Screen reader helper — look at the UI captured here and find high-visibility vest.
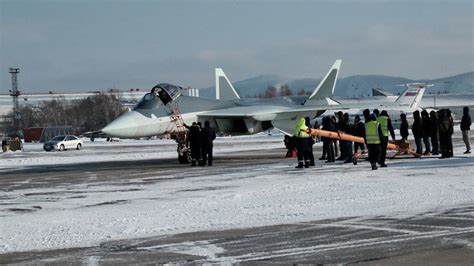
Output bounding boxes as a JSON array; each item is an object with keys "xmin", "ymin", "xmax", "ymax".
[
  {"xmin": 365, "ymin": 121, "xmax": 381, "ymax": 144},
  {"xmin": 294, "ymin": 118, "xmax": 310, "ymax": 138},
  {"xmin": 377, "ymin": 116, "xmax": 389, "ymax": 137}
]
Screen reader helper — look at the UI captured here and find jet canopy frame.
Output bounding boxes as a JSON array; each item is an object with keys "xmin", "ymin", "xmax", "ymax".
[{"xmin": 152, "ymin": 83, "xmax": 182, "ymax": 106}]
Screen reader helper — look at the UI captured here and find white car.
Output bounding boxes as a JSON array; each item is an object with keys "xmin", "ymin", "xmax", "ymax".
[{"xmin": 43, "ymin": 135, "xmax": 83, "ymax": 151}]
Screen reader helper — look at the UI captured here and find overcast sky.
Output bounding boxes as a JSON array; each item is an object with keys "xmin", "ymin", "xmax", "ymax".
[{"xmin": 1, "ymin": 0, "xmax": 473, "ymax": 93}]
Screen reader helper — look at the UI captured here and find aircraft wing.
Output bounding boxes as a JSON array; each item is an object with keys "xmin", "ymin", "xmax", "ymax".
[
  {"xmin": 197, "ymin": 105, "xmax": 353, "ymax": 135},
  {"xmin": 197, "ymin": 104, "xmax": 357, "ymax": 119}
]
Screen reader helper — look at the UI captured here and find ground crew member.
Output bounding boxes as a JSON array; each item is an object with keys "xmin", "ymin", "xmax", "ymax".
[
  {"xmin": 186, "ymin": 122, "xmax": 202, "ymax": 166},
  {"xmin": 400, "ymin": 113, "xmax": 409, "ymax": 141},
  {"xmin": 321, "ymin": 116, "xmax": 336, "ymax": 163},
  {"xmin": 412, "ymin": 110, "xmax": 423, "ymax": 155},
  {"xmin": 343, "ymin": 112, "xmax": 353, "ymax": 163},
  {"xmin": 461, "ymin": 106, "xmax": 471, "ymax": 154},
  {"xmin": 438, "ymin": 109, "xmax": 454, "ymax": 158},
  {"xmin": 374, "ymin": 109, "xmax": 395, "ymax": 167},
  {"xmin": 352, "ymin": 115, "xmax": 365, "ymax": 154},
  {"xmin": 365, "ymin": 114, "xmax": 383, "ymax": 170},
  {"xmin": 305, "ymin": 117, "xmax": 315, "ymax": 166},
  {"xmin": 430, "ymin": 110, "xmax": 439, "ymax": 155},
  {"xmin": 363, "ymin": 109, "xmax": 371, "ymax": 123},
  {"xmin": 201, "ymin": 120, "xmax": 216, "ymax": 166},
  {"xmin": 446, "ymin": 109, "xmax": 454, "ymax": 157},
  {"xmin": 421, "ymin": 110, "xmax": 432, "ymax": 155},
  {"xmin": 294, "ymin": 117, "xmax": 311, "ymax": 168},
  {"xmin": 335, "ymin": 111, "xmax": 346, "ymax": 161}
]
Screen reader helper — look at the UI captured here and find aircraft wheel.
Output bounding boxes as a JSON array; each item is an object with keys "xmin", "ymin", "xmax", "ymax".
[{"xmin": 178, "ymin": 152, "xmax": 190, "ymax": 164}]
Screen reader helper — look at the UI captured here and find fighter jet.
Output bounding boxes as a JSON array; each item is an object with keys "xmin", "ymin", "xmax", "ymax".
[
  {"xmin": 102, "ymin": 60, "xmax": 342, "ymax": 162},
  {"xmin": 101, "ymin": 60, "xmax": 428, "ymax": 162}
]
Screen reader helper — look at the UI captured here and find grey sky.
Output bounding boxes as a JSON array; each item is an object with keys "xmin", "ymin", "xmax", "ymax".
[{"xmin": 1, "ymin": 0, "xmax": 473, "ymax": 93}]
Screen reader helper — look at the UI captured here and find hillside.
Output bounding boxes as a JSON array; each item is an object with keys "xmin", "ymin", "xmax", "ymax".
[{"xmin": 200, "ymin": 72, "xmax": 474, "ymax": 99}]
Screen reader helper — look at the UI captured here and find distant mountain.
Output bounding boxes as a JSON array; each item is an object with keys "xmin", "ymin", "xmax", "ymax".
[{"xmin": 199, "ymin": 72, "xmax": 474, "ymax": 99}]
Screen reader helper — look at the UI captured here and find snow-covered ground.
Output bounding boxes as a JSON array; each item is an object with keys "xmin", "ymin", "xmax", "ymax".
[
  {"xmin": 0, "ymin": 134, "xmax": 283, "ymax": 170},
  {"xmin": 0, "ymin": 133, "xmax": 473, "ymax": 254}
]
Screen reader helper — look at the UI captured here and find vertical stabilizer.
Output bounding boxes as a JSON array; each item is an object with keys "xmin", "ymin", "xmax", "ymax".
[
  {"xmin": 215, "ymin": 68, "xmax": 240, "ymax": 100},
  {"xmin": 304, "ymin": 59, "xmax": 341, "ymax": 104},
  {"xmin": 395, "ymin": 83, "xmax": 431, "ymax": 109}
]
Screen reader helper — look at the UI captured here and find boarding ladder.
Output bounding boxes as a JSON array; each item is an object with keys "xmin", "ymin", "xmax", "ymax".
[{"xmin": 167, "ymin": 101, "xmax": 187, "ymax": 134}]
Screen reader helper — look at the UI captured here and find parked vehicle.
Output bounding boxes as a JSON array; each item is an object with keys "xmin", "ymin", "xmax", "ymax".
[{"xmin": 43, "ymin": 135, "xmax": 83, "ymax": 151}]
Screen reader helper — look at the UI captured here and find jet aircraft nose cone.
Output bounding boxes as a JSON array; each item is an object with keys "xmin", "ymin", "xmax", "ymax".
[{"xmin": 102, "ymin": 111, "xmax": 141, "ymax": 137}]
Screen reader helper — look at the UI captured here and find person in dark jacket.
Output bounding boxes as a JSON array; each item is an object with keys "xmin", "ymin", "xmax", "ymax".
[
  {"xmin": 412, "ymin": 110, "xmax": 423, "ymax": 155},
  {"xmin": 305, "ymin": 117, "xmax": 316, "ymax": 166},
  {"xmin": 461, "ymin": 106, "xmax": 471, "ymax": 154},
  {"xmin": 335, "ymin": 111, "xmax": 345, "ymax": 160},
  {"xmin": 438, "ymin": 109, "xmax": 453, "ymax": 158},
  {"xmin": 318, "ymin": 119, "xmax": 327, "ymax": 160},
  {"xmin": 201, "ymin": 121, "xmax": 216, "ymax": 166},
  {"xmin": 421, "ymin": 110, "xmax": 432, "ymax": 155},
  {"xmin": 363, "ymin": 109, "xmax": 371, "ymax": 123},
  {"xmin": 446, "ymin": 109, "xmax": 454, "ymax": 158},
  {"xmin": 322, "ymin": 116, "xmax": 336, "ymax": 163},
  {"xmin": 342, "ymin": 113, "xmax": 353, "ymax": 163},
  {"xmin": 186, "ymin": 122, "xmax": 202, "ymax": 166},
  {"xmin": 352, "ymin": 115, "xmax": 365, "ymax": 153},
  {"xmin": 331, "ymin": 115, "xmax": 339, "ymax": 157},
  {"xmin": 400, "ymin": 113, "xmax": 409, "ymax": 141},
  {"xmin": 429, "ymin": 110, "xmax": 439, "ymax": 155}
]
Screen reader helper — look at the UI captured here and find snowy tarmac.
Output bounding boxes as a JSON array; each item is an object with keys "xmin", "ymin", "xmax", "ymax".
[{"xmin": 1, "ymin": 133, "xmax": 473, "ymax": 264}]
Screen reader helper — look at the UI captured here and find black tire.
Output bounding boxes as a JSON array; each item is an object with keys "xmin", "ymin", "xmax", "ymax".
[
  {"xmin": 59, "ymin": 144, "xmax": 65, "ymax": 151},
  {"xmin": 76, "ymin": 143, "xmax": 82, "ymax": 150},
  {"xmin": 178, "ymin": 150, "xmax": 191, "ymax": 164},
  {"xmin": 178, "ymin": 154, "xmax": 187, "ymax": 164}
]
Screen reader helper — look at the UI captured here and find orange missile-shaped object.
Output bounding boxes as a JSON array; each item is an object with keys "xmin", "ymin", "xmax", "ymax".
[{"xmin": 307, "ymin": 128, "xmax": 399, "ymax": 150}]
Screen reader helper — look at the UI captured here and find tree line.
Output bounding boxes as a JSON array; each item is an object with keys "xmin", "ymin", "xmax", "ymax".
[{"xmin": 4, "ymin": 93, "xmax": 126, "ymax": 135}]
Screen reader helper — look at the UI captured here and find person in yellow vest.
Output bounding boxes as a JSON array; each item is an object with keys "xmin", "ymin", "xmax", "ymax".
[
  {"xmin": 373, "ymin": 109, "xmax": 395, "ymax": 167},
  {"xmin": 365, "ymin": 114, "xmax": 383, "ymax": 170},
  {"xmin": 293, "ymin": 117, "xmax": 311, "ymax": 168}
]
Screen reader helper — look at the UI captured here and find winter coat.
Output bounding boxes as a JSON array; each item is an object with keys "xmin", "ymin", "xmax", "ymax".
[
  {"xmin": 439, "ymin": 117, "xmax": 453, "ymax": 135},
  {"xmin": 430, "ymin": 116, "xmax": 439, "ymax": 137},
  {"xmin": 353, "ymin": 121, "xmax": 365, "ymax": 138},
  {"xmin": 187, "ymin": 125, "xmax": 201, "ymax": 147},
  {"xmin": 342, "ymin": 119, "xmax": 353, "ymax": 134},
  {"xmin": 400, "ymin": 119, "xmax": 409, "ymax": 139},
  {"xmin": 412, "ymin": 118, "xmax": 423, "ymax": 138},
  {"xmin": 294, "ymin": 118, "xmax": 309, "ymax": 138},
  {"xmin": 201, "ymin": 126, "xmax": 216, "ymax": 147},
  {"xmin": 421, "ymin": 115, "xmax": 432, "ymax": 138},
  {"xmin": 461, "ymin": 113, "xmax": 471, "ymax": 131}
]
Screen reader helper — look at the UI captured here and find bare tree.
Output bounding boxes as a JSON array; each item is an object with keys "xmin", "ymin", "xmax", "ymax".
[{"xmin": 8, "ymin": 93, "xmax": 126, "ymax": 135}]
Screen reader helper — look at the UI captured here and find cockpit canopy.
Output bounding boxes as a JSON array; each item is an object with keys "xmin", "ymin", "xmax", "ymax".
[
  {"xmin": 134, "ymin": 83, "xmax": 183, "ymax": 110},
  {"xmin": 152, "ymin": 83, "xmax": 182, "ymax": 105}
]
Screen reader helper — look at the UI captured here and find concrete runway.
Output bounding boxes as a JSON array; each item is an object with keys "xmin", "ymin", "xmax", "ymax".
[{"xmin": 1, "ymin": 142, "xmax": 473, "ymax": 264}]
